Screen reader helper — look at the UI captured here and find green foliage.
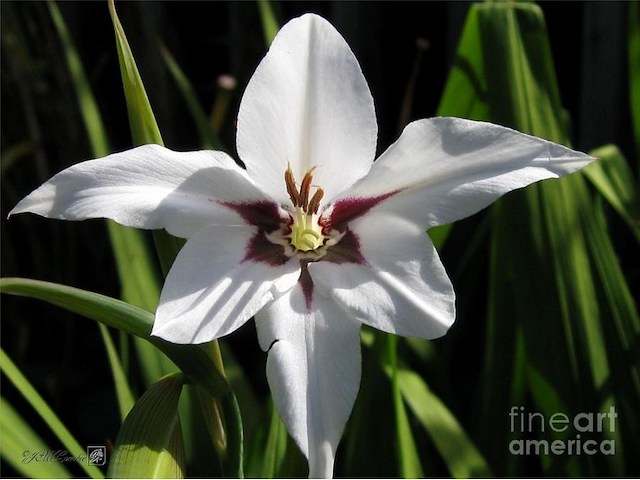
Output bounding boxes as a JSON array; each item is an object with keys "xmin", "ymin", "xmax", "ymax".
[
  {"xmin": 438, "ymin": 3, "xmax": 640, "ymax": 476},
  {"xmin": 107, "ymin": 373, "xmax": 186, "ymax": 479},
  {"xmin": 0, "ymin": 349, "xmax": 105, "ymax": 479},
  {"xmin": 0, "ymin": 397, "xmax": 72, "ymax": 479}
]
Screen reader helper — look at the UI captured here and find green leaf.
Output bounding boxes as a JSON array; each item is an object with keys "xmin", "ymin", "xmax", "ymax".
[
  {"xmin": 107, "ymin": 0, "xmax": 188, "ymax": 292},
  {"xmin": 0, "ymin": 278, "xmax": 228, "ymax": 398},
  {"xmin": 106, "ymin": 4, "xmax": 244, "ymax": 471},
  {"xmin": 0, "ymin": 349, "xmax": 105, "ymax": 479},
  {"xmin": 389, "ymin": 367, "xmax": 493, "ymax": 478},
  {"xmin": 257, "ymin": 0, "xmax": 279, "ymax": 46},
  {"xmin": 97, "ymin": 324, "xmax": 136, "ymax": 421},
  {"xmin": 47, "ymin": 0, "xmax": 109, "ymax": 157},
  {"xmin": 443, "ymin": 3, "xmax": 640, "ymax": 476},
  {"xmin": 160, "ymin": 45, "xmax": 223, "ymax": 150},
  {"xmin": 108, "ymin": 373, "xmax": 186, "ymax": 479},
  {"xmin": 49, "ymin": 0, "xmax": 174, "ymax": 387},
  {"xmin": 253, "ymin": 401, "xmax": 288, "ymax": 478},
  {"xmin": 386, "ymin": 336, "xmax": 423, "ymax": 478},
  {"xmin": 0, "ymin": 396, "xmax": 73, "ymax": 479},
  {"xmin": 583, "ymin": 144, "xmax": 640, "ymax": 241},
  {"xmin": 108, "ymin": 0, "xmax": 163, "ymax": 146},
  {"xmin": 437, "ymin": 5, "xmax": 489, "ymax": 121}
]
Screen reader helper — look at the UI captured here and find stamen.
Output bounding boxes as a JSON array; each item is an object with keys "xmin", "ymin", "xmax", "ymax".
[
  {"xmin": 298, "ymin": 167, "xmax": 316, "ymax": 211},
  {"xmin": 308, "ymin": 188, "xmax": 324, "ymax": 215},
  {"xmin": 285, "ymin": 165, "xmax": 300, "ymax": 206},
  {"xmin": 279, "ymin": 164, "xmax": 328, "ymax": 254}
]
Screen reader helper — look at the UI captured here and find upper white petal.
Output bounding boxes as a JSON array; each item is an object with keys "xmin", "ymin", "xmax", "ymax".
[
  {"xmin": 237, "ymin": 13, "xmax": 377, "ymax": 205},
  {"xmin": 9, "ymin": 144, "xmax": 270, "ymax": 238},
  {"xmin": 310, "ymin": 211, "xmax": 455, "ymax": 339},
  {"xmin": 255, "ymin": 284, "xmax": 361, "ymax": 478},
  {"xmin": 338, "ymin": 117, "xmax": 597, "ymax": 227},
  {"xmin": 152, "ymin": 224, "xmax": 300, "ymax": 344}
]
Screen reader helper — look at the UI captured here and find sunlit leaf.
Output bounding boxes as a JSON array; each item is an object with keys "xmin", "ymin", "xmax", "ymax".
[
  {"xmin": 583, "ymin": 144, "xmax": 640, "ymax": 240},
  {"xmin": 437, "ymin": 3, "xmax": 639, "ymax": 476},
  {"xmin": 0, "ymin": 349, "xmax": 104, "ymax": 479},
  {"xmin": 0, "ymin": 396, "xmax": 73, "ymax": 479},
  {"xmin": 49, "ymin": 0, "xmax": 175, "ymax": 387},
  {"xmin": 390, "ymin": 366, "xmax": 493, "ymax": 478},
  {"xmin": 108, "ymin": 0, "xmax": 163, "ymax": 146},
  {"xmin": 0, "ymin": 278, "xmax": 228, "ymax": 398},
  {"xmin": 108, "ymin": 373, "xmax": 185, "ymax": 479}
]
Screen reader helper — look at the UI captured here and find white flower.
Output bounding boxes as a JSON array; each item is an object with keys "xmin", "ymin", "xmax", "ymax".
[{"xmin": 10, "ymin": 13, "xmax": 595, "ymax": 478}]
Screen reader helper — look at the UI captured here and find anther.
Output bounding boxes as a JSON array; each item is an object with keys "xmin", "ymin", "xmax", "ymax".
[
  {"xmin": 298, "ymin": 169, "xmax": 315, "ymax": 211},
  {"xmin": 285, "ymin": 165, "xmax": 300, "ymax": 206},
  {"xmin": 308, "ymin": 188, "xmax": 324, "ymax": 215}
]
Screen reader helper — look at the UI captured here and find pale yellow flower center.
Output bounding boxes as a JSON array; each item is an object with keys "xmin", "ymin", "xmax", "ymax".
[{"xmin": 284, "ymin": 165, "xmax": 326, "ymax": 252}]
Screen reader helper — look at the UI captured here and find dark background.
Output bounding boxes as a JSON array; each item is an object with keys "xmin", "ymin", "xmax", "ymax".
[{"xmin": 1, "ymin": 1, "xmax": 634, "ymax": 477}]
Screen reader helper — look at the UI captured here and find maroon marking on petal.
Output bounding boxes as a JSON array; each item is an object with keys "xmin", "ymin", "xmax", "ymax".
[
  {"xmin": 299, "ymin": 263, "xmax": 314, "ymax": 310},
  {"xmin": 243, "ymin": 231, "xmax": 290, "ymax": 266},
  {"xmin": 324, "ymin": 191, "xmax": 401, "ymax": 230},
  {"xmin": 323, "ymin": 229, "xmax": 367, "ymax": 265},
  {"xmin": 222, "ymin": 200, "xmax": 283, "ymax": 233}
]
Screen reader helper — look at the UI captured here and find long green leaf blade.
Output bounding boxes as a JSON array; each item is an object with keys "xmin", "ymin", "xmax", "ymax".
[
  {"xmin": 257, "ymin": 0, "xmax": 279, "ymax": 46},
  {"xmin": 49, "ymin": 0, "xmax": 174, "ymax": 387},
  {"xmin": 0, "ymin": 278, "xmax": 229, "ymax": 398},
  {"xmin": 160, "ymin": 45, "xmax": 222, "ymax": 150},
  {"xmin": 0, "ymin": 349, "xmax": 105, "ymax": 479},
  {"xmin": 386, "ymin": 336, "xmax": 423, "ymax": 478},
  {"xmin": 0, "ymin": 396, "xmax": 73, "ymax": 479},
  {"xmin": 393, "ymin": 367, "xmax": 493, "ymax": 478},
  {"xmin": 97, "ymin": 323, "xmax": 136, "ymax": 421},
  {"xmin": 108, "ymin": 0, "xmax": 163, "ymax": 146}
]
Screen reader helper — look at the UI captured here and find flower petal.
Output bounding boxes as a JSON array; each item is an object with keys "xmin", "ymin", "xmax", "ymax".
[
  {"xmin": 9, "ymin": 144, "xmax": 270, "ymax": 238},
  {"xmin": 152, "ymin": 224, "xmax": 300, "ymax": 344},
  {"xmin": 237, "ymin": 13, "xmax": 377, "ymax": 205},
  {"xmin": 255, "ymin": 284, "xmax": 361, "ymax": 478},
  {"xmin": 310, "ymin": 211, "xmax": 455, "ymax": 339},
  {"xmin": 338, "ymin": 117, "xmax": 596, "ymax": 227}
]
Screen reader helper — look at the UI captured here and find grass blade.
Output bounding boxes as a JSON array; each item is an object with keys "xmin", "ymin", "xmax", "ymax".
[
  {"xmin": 0, "ymin": 396, "xmax": 73, "ymax": 479},
  {"xmin": 391, "ymin": 367, "xmax": 493, "ymax": 478},
  {"xmin": 49, "ymin": 0, "xmax": 175, "ymax": 387},
  {"xmin": 0, "ymin": 349, "xmax": 105, "ymax": 479},
  {"xmin": 386, "ymin": 336, "xmax": 423, "ymax": 478},
  {"xmin": 0, "ymin": 278, "xmax": 228, "ymax": 398},
  {"xmin": 257, "ymin": 0, "xmax": 279, "ymax": 46},
  {"xmin": 97, "ymin": 323, "xmax": 136, "ymax": 421},
  {"xmin": 583, "ymin": 144, "xmax": 640, "ymax": 241},
  {"xmin": 160, "ymin": 45, "xmax": 222, "ymax": 150},
  {"xmin": 108, "ymin": 0, "xmax": 163, "ymax": 146}
]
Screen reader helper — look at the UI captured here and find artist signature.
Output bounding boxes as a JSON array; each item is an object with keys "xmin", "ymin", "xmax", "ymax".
[{"xmin": 22, "ymin": 449, "xmax": 86, "ymax": 464}]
